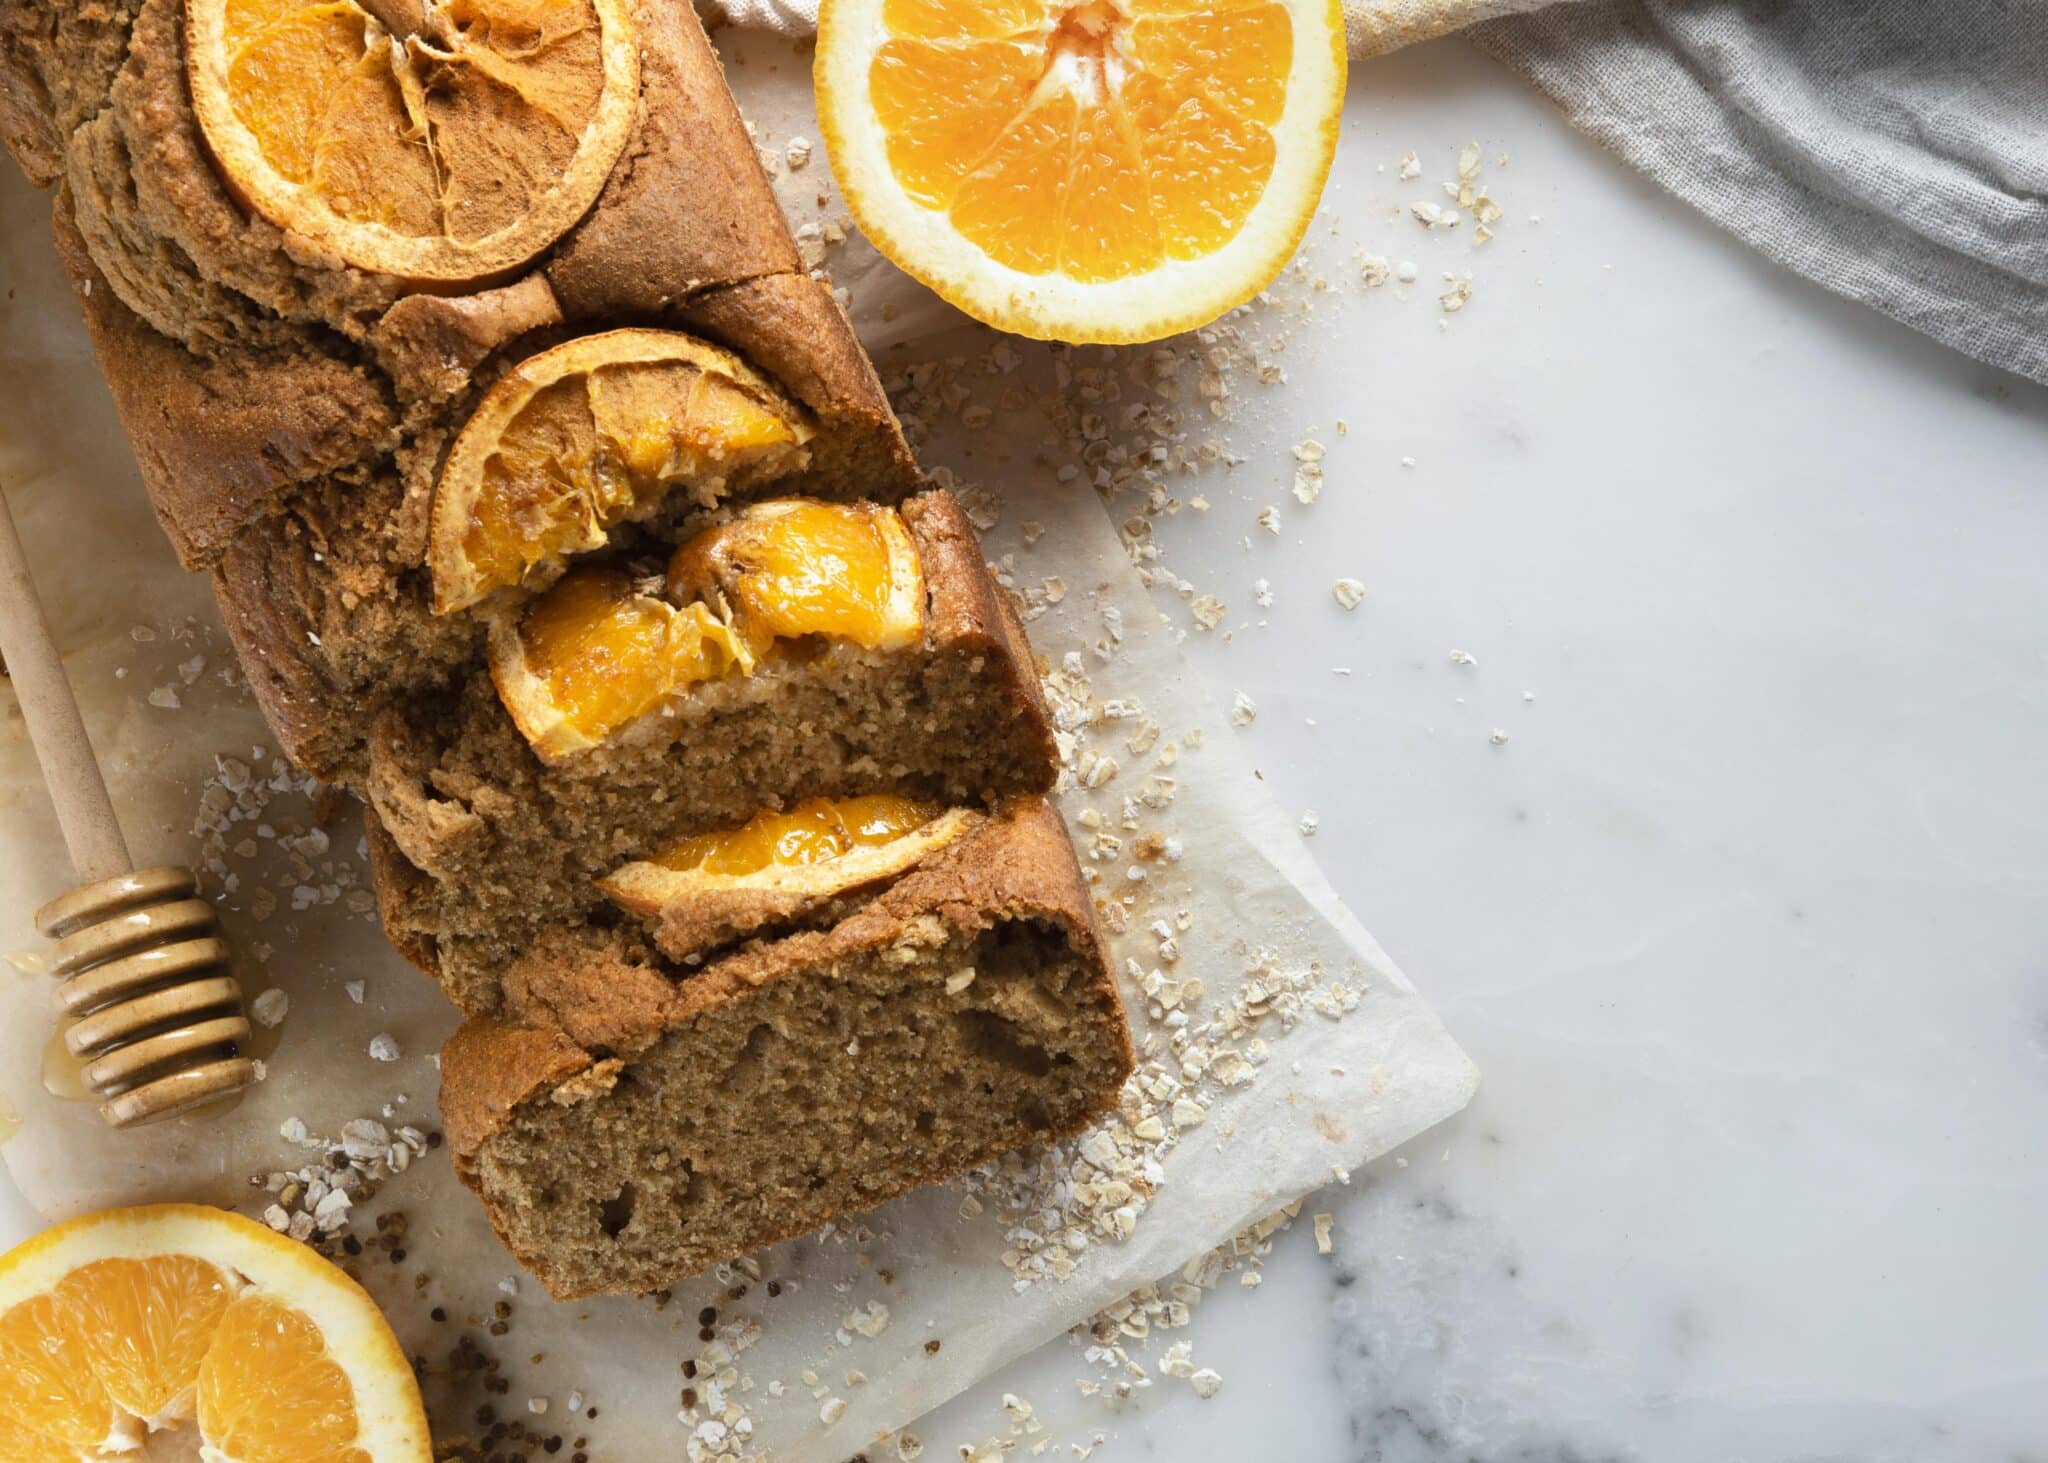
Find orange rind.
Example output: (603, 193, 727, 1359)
(187, 0, 640, 284)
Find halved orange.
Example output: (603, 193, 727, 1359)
(816, 0, 1347, 343)
(0, 1203, 429, 1461)
(186, 0, 640, 284)
(667, 499, 925, 655)
(599, 796, 976, 955)
(430, 330, 815, 614)
(488, 565, 752, 762)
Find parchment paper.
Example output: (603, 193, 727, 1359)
(0, 46, 1476, 1460)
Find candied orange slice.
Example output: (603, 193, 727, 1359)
(430, 330, 815, 614)
(668, 499, 925, 654)
(490, 501, 926, 761)
(599, 797, 977, 951)
(657, 794, 941, 876)
(488, 565, 751, 761)
(815, 0, 1345, 343)
(0, 1203, 428, 1461)
(186, 0, 639, 283)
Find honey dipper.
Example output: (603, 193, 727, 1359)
(0, 484, 255, 1127)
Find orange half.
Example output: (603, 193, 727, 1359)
(816, 0, 1346, 342)
(0, 1203, 428, 1462)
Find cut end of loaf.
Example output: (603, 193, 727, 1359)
(441, 803, 1133, 1298)
(449, 921, 1127, 1298)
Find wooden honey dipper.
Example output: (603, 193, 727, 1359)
(0, 484, 255, 1127)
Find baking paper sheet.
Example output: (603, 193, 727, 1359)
(0, 43, 1476, 1458)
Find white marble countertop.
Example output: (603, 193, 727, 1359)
(5, 32, 2045, 1462)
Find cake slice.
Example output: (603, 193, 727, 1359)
(365, 490, 1061, 1009)
(439, 799, 1133, 1299)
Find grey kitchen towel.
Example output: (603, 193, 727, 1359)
(1470, 0, 2048, 384)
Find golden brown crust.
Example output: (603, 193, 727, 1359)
(673, 274, 919, 497)
(50, 190, 398, 568)
(209, 519, 348, 779)
(439, 1018, 591, 1163)
(905, 492, 1062, 773)
(545, 0, 799, 316)
(495, 799, 1107, 1054)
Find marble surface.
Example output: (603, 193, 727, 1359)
(5, 30, 2047, 1462)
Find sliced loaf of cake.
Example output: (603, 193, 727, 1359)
(439, 800, 1132, 1299)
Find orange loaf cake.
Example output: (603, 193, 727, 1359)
(0, 0, 1132, 1287)
(439, 800, 1131, 1299)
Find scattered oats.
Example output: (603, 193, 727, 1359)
(1313, 1212, 1336, 1254)
(1440, 278, 1473, 314)
(1190, 594, 1226, 631)
(1252, 578, 1273, 609)
(1255, 505, 1280, 535)
(1358, 253, 1390, 288)
(1229, 691, 1257, 727)
(1449, 649, 1476, 666)
(528, 1398, 549, 1415)
(250, 988, 289, 1028)
(819, 1397, 847, 1425)
(1298, 810, 1320, 838)
(898, 1435, 925, 1461)
(146, 685, 182, 710)
(785, 136, 813, 170)
(1190, 1369, 1223, 1400)
(845, 1300, 892, 1339)
(367, 1033, 401, 1062)
(344, 980, 365, 1004)
(1397, 150, 1422, 180)
(1490, 728, 1511, 746)
(1331, 578, 1366, 610)
(1409, 200, 1442, 227)
(1457, 141, 1482, 179)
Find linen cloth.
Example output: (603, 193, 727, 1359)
(710, 0, 2048, 385)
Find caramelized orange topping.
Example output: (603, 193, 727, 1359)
(652, 795, 939, 877)
(189, 0, 639, 284)
(494, 567, 748, 757)
(431, 331, 811, 614)
(492, 501, 924, 760)
(668, 499, 926, 653)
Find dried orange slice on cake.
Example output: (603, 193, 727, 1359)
(488, 565, 753, 761)
(0, 1203, 429, 1462)
(667, 498, 926, 655)
(186, 0, 640, 283)
(816, 0, 1346, 343)
(600, 795, 977, 955)
(430, 331, 816, 614)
